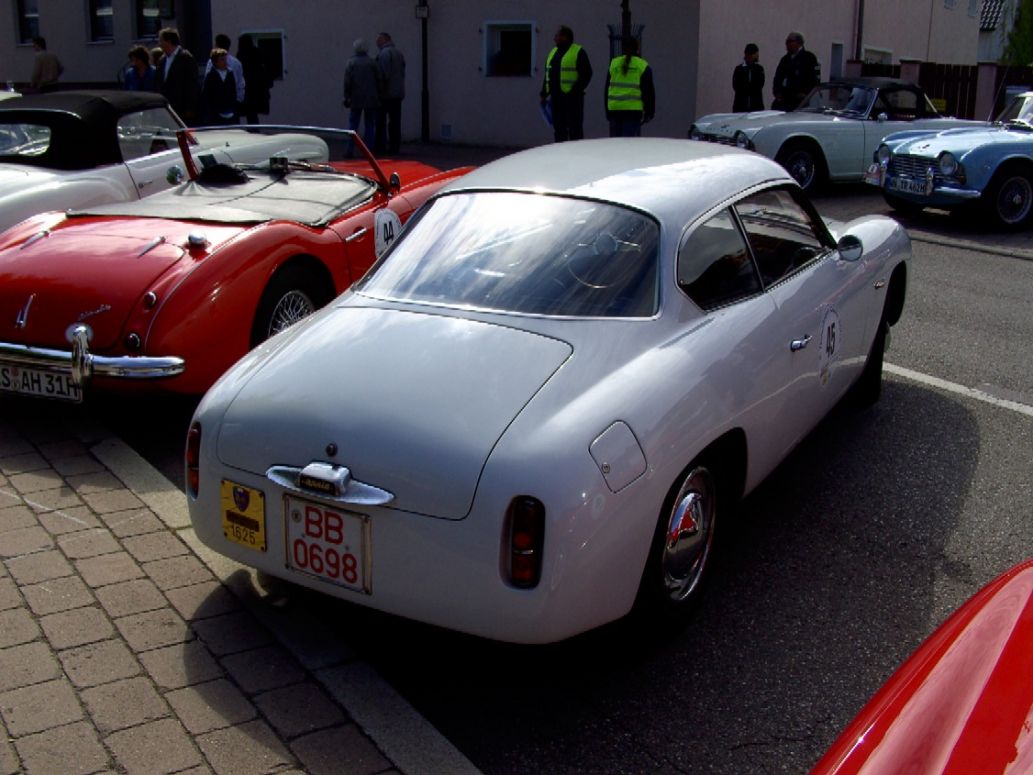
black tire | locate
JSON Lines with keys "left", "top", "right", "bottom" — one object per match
{"left": 983, "top": 166, "right": 1033, "bottom": 229}
{"left": 635, "top": 464, "right": 719, "bottom": 623}
{"left": 853, "top": 317, "right": 887, "bottom": 407}
{"left": 776, "top": 140, "right": 827, "bottom": 193}
{"left": 250, "top": 266, "right": 326, "bottom": 347}
{"left": 883, "top": 192, "right": 925, "bottom": 217}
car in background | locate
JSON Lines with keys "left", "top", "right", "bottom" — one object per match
{"left": 0, "top": 127, "right": 472, "bottom": 402}
{"left": 867, "top": 90, "right": 1033, "bottom": 228}
{"left": 812, "top": 557, "right": 1033, "bottom": 774}
{"left": 185, "top": 138, "right": 910, "bottom": 644}
{"left": 689, "top": 78, "right": 982, "bottom": 192}
{"left": 0, "top": 90, "right": 328, "bottom": 232}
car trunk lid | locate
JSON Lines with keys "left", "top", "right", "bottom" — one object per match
{"left": 216, "top": 306, "right": 573, "bottom": 520}
{"left": 0, "top": 218, "right": 192, "bottom": 350}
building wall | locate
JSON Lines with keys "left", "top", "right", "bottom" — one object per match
{"left": 0, "top": 1, "right": 982, "bottom": 147}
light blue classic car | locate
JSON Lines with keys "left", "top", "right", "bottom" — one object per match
{"left": 689, "top": 78, "right": 981, "bottom": 192}
{"left": 868, "top": 92, "right": 1033, "bottom": 228}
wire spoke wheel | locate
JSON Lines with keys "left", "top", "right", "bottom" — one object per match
{"left": 267, "top": 289, "right": 316, "bottom": 337}
{"left": 994, "top": 174, "right": 1033, "bottom": 226}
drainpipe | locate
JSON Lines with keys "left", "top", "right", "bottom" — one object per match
{"left": 419, "top": 0, "right": 429, "bottom": 141}
{"left": 621, "top": 0, "right": 631, "bottom": 39}
{"left": 854, "top": 0, "right": 865, "bottom": 60}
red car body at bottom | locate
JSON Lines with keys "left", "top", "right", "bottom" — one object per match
{"left": 813, "top": 558, "right": 1033, "bottom": 774}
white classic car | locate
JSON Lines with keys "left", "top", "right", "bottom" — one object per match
{"left": 186, "top": 139, "right": 911, "bottom": 643}
{"left": 689, "top": 77, "right": 982, "bottom": 191}
{"left": 0, "top": 90, "right": 327, "bottom": 232}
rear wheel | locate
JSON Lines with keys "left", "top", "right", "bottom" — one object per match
{"left": 250, "top": 266, "right": 326, "bottom": 347}
{"left": 984, "top": 166, "right": 1033, "bottom": 229}
{"left": 776, "top": 140, "right": 827, "bottom": 193}
{"left": 637, "top": 465, "right": 719, "bottom": 620}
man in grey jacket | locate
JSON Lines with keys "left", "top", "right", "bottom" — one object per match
{"left": 375, "top": 32, "right": 405, "bottom": 154}
{"left": 344, "top": 38, "right": 380, "bottom": 155}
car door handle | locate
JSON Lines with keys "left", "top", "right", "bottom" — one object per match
{"left": 790, "top": 335, "right": 811, "bottom": 352}
{"left": 345, "top": 227, "right": 367, "bottom": 243}
{"left": 137, "top": 179, "right": 154, "bottom": 189}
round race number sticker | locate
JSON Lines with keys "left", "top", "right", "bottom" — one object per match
{"left": 374, "top": 208, "right": 403, "bottom": 257}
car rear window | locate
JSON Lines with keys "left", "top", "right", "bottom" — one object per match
{"left": 0, "top": 123, "right": 51, "bottom": 157}
{"left": 357, "top": 191, "right": 660, "bottom": 318}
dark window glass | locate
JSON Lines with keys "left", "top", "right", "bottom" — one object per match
{"left": 485, "top": 24, "right": 532, "bottom": 77}
{"left": 734, "top": 188, "right": 827, "bottom": 287}
{"left": 135, "top": 0, "right": 171, "bottom": 39}
{"left": 17, "top": 0, "right": 40, "bottom": 44}
{"left": 678, "top": 208, "right": 762, "bottom": 310}
{"left": 90, "top": 0, "right": 114, "bottom": 42}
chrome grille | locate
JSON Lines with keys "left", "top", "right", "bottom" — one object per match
{"left": 889, "top": 155, "right": 935, "bottom": 178}
{"left": 695, "top": 133, "right": 737, "bottom": 147}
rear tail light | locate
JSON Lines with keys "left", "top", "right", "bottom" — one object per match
{"left": 504, "top": 496, "right": 545, "bottom": 588}
{"left": 185, "top": 422, "right": 201, "bottom": 497}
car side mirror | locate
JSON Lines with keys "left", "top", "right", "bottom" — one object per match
{"left": 165, "top": 165, "right": 184, "bottom": 185}
{"left": 877, "top": 112, "right": 889, "bottom": 122}
{"left": 837, "top": 234, "right": 863, "bottom": 262}
{"left": 389, "top": 171, "right": 401, "bottom": 192}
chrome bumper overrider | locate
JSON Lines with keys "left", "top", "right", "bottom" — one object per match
{"left": 0, "top": 325, "right": 185, "bottom": 388}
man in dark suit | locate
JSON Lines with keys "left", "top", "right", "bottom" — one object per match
{"left": 154, "top": 27, "right": 201, "bottom": 125}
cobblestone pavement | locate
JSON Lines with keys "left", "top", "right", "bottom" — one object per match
{"left": 0, "top": 403, "right": 479, "bottom": 775}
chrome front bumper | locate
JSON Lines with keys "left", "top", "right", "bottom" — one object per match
{"left": 0, "top": 325, "right": 185, "bottom": 388}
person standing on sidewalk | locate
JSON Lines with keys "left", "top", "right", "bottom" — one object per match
{"left": 772, "top": 31, "right": 819, "bottom": 112}
{"left": 604, "top": 36, "right": 654, "bottom": 137}
{"left": 344, "top": 38, "right": 380, "bottom": 156}
{"left": 732, "top": 43, "right": 764, "bottom": 112}
{"left": 30, "top": 37, "right": 63, "bottom": 92}
{"left": 154, "top": 27, "right": 201, "bottom": 126}
{"left": 540, "top": 25, "right": 592, "bottom": 142}
{"left": 375, "top": 32, "right": 405, "bottom": 154}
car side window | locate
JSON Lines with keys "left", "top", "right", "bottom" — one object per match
{"left": 734, "top": 188, "right": 827, "bottom": 287}
{"left": 117, "top": 107, "right": 182, "bottom": 161}
{"left": 677, "top": 208, "right": 762, "bottom": 311}
{"left": 876, "top": 89, "right": 920, "bottom": 120}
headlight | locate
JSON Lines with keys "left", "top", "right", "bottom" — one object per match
{"left": 734, "top": 130, "right": 752, "bottom": 149}
{"left": 938, "top": 152, "right": 958, "bottom": 176}
{"left": 689, "top": 125, "right": 702, "bottom": 140}
{"left": 876, "top": 144, "right": 891, "bottom": 164}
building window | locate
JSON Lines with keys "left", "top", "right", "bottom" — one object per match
{"left": 16, "top": 0, "right": 40, "bottom": 44}
{"left": 89, "top": 0, "right": 114, "bottom": 42}
{"left": 243, "top": 30, "right": 286, "bottom": 80}
{"left": 944, "top": 0, "right": 956, "bottom": 7}
{"left": 136, "top": 0, "right": 173, "bottom": 40}
{"left": 483, "top": 22, "right": 532, "bottom": 77}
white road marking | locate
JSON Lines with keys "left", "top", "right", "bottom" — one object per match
{"left": 886, "top": 363, "right": 1033, "bottom": 418}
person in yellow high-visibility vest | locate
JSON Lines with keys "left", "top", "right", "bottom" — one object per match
{"left": 604, "top": 36, "right": 655, "bottom": 138}
{"left": 539, "top": 25, "right": 593, "bottom": 142}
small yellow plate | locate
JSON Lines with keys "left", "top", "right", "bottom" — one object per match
{"left": 220, "top": 480, "right": 266, "bottom": 552}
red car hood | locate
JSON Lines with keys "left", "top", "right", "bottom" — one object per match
{"left": 0, "top": 216, "right": 244, "bottom": 350}
{"left": 813, "top": 558, "right": 1033, "bottom": 774}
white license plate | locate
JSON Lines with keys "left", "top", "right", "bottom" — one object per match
{"left": 0, "top": 364, "right": 82, "bottom": 402}
{"left": 888, "top": 177, "right": 928, "bottom": 196}
{"left": 284, "top": 495, "right": 371, "bottom": 594}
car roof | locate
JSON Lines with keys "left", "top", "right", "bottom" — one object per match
{"left": 0, "top": 90, "right": 174, "bottom": 170}
{"left": 439, "top": 138, "right": 795, "bottom": 225}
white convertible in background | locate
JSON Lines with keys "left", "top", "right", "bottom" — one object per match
{"left": 689, "top": 77, "right": 982, "bottom": 191}
{"left": 186, "top": 139, "right": 911, "bottom": 643}
{"left": 0, "top": 90, "right": 328, "bottom": 232}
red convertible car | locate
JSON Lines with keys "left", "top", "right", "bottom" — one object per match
{"left": 813, "top": 557, "right": 1033, "bottom": 774}
{"left": 0, "top": 128, "right": 471, "bottom": 401}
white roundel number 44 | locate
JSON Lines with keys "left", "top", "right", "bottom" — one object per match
{"left": 374, "top": 209, "right": 403, "bottom": 257}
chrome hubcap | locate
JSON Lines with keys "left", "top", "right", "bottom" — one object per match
{"left": 662, "top": 467, "right": 716, "bottom": 602}
{"left": 998, "top": 176, "right": 1032, "bottom": 224}
{"left": 268, "top": 289, "right": 316, "bottom": 337}
{"left": 787, "top": 152, "right": 815, "bottom": 188}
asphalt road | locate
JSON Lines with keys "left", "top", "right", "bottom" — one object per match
{"left": 40, "top": 183, "right": 1033, "bottom": 774}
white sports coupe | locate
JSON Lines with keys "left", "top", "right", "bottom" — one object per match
{"left": 689, "top": 78, "right": 982, "bottom": 192}
{"left": 0, "top": 90, "right": 327, "bottom": 232}
{"left": 186, "top": 139, "right": 911, "bottom": 643}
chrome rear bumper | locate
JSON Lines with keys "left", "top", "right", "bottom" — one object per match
{"left": 0, "top": 325, "right": 184, "bottom": 388}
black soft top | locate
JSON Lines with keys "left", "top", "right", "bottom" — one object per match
{"left": 0, "top": 90, "right": 175, "bottom": 170}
